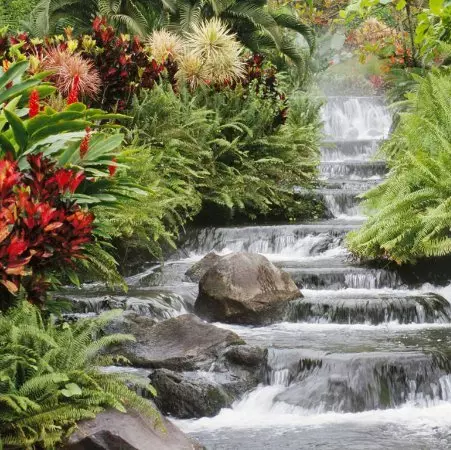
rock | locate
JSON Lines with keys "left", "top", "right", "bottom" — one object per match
{"left": 185, "top": 252, "right": 222, "bottom": 282}
{"left": 109, "top": 313, "right": 243, "bottom": 370}
{"left": 195, "top": 252, "right": 301, "bottom": 324}
{"left": 150, "top": 369, "right": 234, "bottom": 418}
{"left": 64, "top": 409, "right": 203, "bottom": 450}
{"left": 150, "top": 345, "right": 266, "bottom": 419}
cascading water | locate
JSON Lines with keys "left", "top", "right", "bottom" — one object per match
{"left": 168, "top": 94, "right": 451, "bottom": 449}
{"left": 67, "top": 93, "right": 451, "bottom": 448}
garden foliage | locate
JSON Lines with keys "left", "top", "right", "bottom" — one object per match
{"left": 347, "top": 70, "right": 451, "bottom": 263}
{"left": 0, "top": 302, "right": 157, "bottom": 449}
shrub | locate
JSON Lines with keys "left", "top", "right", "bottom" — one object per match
{"left": 347, "top": 70, "right": 451, "bottom": 264}
{"left": 130, "top": 81, "right": 321, "bottom": 221}
{"left": 0, "top": 302, "right": 157, "bottom": 449}
{"left": 0, "top": 61, "right": 148, "bottom": 306}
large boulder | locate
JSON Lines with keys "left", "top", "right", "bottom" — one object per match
{"left": 194, "top": 252, "right": 301, "bottom": 324}
{"left": 65, "top": 409, "right": 202, "bottom": 450}
{"left": 108, "top": 313, "right": 243, "bottom": 370}
{"left": 185, "top": 252, "right": 222, "bottom": 282}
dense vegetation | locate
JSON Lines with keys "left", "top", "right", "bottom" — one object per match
{"left": 0, "top": 3, "right": 323, "bottom": 446}
{"left": 0, "top": 303, "right": 157, "bottom": 449}
{"left": 342, "top": 0, "right": 451, "bottom": 264}
{"left": 347, "top": 70, "right": 451, "bottom": 263}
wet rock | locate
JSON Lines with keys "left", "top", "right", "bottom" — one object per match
{"left": 185, "top": 252, "right": 222, "bottom": 282}
{"left": 64, "top": 409, "right": 202, "bottom": 450}
{"left": 195, "top": 252, "right": 301, "bottom": 325}
{"left": 151, "top": 345, "right": 265, "bottom": 419}
{"left": 150, "top": 369, "right": 233, "bottom": 418}
{"left": 109, "top": 313, "right": 243, "bottom": 370}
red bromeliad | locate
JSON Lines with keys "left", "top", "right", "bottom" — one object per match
{"left": 0, "top": 153, "right": 94, "bottom": 305}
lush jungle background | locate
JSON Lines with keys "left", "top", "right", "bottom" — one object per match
{"left": 0, "top": 0, "right": 450, "bottom": 448}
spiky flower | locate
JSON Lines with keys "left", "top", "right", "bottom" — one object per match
{"left": 146, "top": 29, "right": 183, "bottom": 63}
{"left": 43, "top": 49, "right": 101, "bottom": 100}
{"left": 175, "top": 51, "right": 209, "bottom": 89}
{"left": 184, "top": 18, "right": 245, "bottom": 84}
{"left": 28, "top": 89, "right": 40, "bottom": 118}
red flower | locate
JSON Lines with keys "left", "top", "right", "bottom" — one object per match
{"left": 108, "top": 158, "right": 117, "bottom": 177}
{"left": 79, "top": 127, "right": 91, "bottom": 158}
{"left": 28, "top": 89, "right": 40, "bottom": 118}
{"left": 67, "top": 74, "right": 80, "bottom": 104}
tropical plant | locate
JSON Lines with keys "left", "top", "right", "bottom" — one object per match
{"left": 24, "top": 0, "right": 316, "bottom": 74}
{"left": 347, "top": 70, "right": 451, "bottom": 263}
{"left": 0, "top": 0, "right": 40, "bottom": 29}
{"left": 0, "top": 60, "right": 150, "bottom": 306}
{"left": 25, "top": 0, "right": 157, "bottom": 36}
{"left": 0, "top": 302, "right": 158, "bottom": 449}
{"left": 163, "top": 0, "right": 316, "bottom": 73}
{"left": 130, "top": 80, "right": 321, "bottom": 220}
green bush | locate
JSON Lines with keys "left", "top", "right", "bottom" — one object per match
{"left": 0, "top": 303, "right": 157, "bottom": 449}
{"left": 129, "top": 82, "right": 321, "bottom": 224}
{"left": 347, "top": 70, "right": 451, "bottom": 264}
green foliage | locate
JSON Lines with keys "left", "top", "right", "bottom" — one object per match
{"left": 25, "top": 0, "right": 315, "bottom": 76}
{"left": 130, "top": 82, "right": 321, "bottom": 222}
{"left": 0, "top": 302, "right": 158, "bottom": 449}
{"left": 347, "top": 70, "right": 451, "bottom": 263}
{"left": 0, "top": 0, "right": 40, "bottom": 29}
{"left": 26, "top": 0, "right": 159, "bottom": 36}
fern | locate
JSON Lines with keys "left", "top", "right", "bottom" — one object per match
{"left": 347, "top": 69, "right": 451, "bottom": 264}
{"left": 0, "top": 303, "right": 159, "bottom": 450}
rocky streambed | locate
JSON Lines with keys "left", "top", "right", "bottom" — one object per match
{"left": 63, "top": 94, "right": 451, "bottom": 449}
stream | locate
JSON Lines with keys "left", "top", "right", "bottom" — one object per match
{"left": 73, "top": 95, "right": 451, "bottom": 449}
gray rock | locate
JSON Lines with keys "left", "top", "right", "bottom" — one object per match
{"left": 150, "top": 369, "right": 234, "bottom": 418}
{"left": 64, "top": 409, "right": 203, "bottom": 450}
{"left": 185, "top": 252, "right": 222, "bottom": 282}
{"left": 195, "top": 252, "right": 301, "bottom": 325}
{"left": 109, "top": 313, "right": 243, "bottom": 370}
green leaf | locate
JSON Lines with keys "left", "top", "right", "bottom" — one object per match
{"left": 66, "top": 269, "right": 80, "bottom": 288}
{"left": 0, "top": 60, "right": 29, "bottom": 90}
{"left": 396, "top": 0, "right": 406, "bottom": 9}
{"left": 4, "top": 109, "right": 28, "bottom": 152}
{"left": 430, "top": 0, "right": 444, "bottom": 13}
{"left": 61, "top": 383, "right": 82, "bottom": 398}
{"left": 0, "top": 79, "right": 41, "bottom": 105}
{"left": 0, "top": 135, "right": 15, "bottom": 156}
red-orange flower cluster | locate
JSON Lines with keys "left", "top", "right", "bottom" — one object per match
{"left": 0, "top": 154, "right": 94, "bottom": 304}
{"left": 28, "top": 89, "right": 40, "bottom": 118}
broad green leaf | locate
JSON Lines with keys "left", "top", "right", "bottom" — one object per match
{"left": 430, "top": 0, "right": 444, "bottom": 14}
{"left": 0, "top": 79, "right": 41, "bottom": 104}
{"left": 4, "top": 109, "right": 28, "bottom": 152}
{"left": 0, "top": 60, "right": 29, "bottom": 90}
{"left": 29, "top": 120, "right": 89, "bottom": 143}
{"left": 0, "top": 135, "right": 15, "bottom": 156}
{"left": 396, "top": 0, "right": 406, "bottom": 9}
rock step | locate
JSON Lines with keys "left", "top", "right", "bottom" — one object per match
{"left": 286, "top": 292, "right": 451, "bottom": 325}
{"left": 63, "top": 288, "right": 196, "bottom": 318}
{"left": 281, "top": 265, "right": 400, "bottom": 290}
{"left": 320, "top": 139, "right": 382, "bottom": 162}
{"left": 320, "top": 161, "right": 387, "bottom": 179}
{"left": 179, "top": 222, "right": 359, "bottom": 257}
{"left": 267, "top": 348, "right": 451, "bottom": 413}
